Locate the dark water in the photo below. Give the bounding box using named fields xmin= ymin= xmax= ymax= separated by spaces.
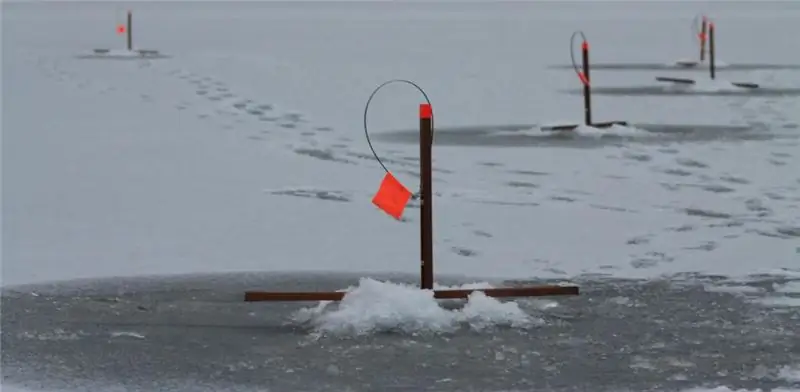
xmin=577 ymin=87 xmax=800 ymax=97
xmin=371 ymin=123 xmax=795 ymax=148
xmin=3 ymin=272 xmax=799 ymax=392
xmin=547 ymin=64 xmax=800 ymax=71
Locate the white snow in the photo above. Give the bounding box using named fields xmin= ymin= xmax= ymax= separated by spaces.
xmin=291 ymin=278 xmax=539 ymax=337
xmin=91 ymin=49 xmax=140 ymax=57
xmin=532 ymin=123 xmax=655 ymax=137
xmin=663 ymin=77 xmax=760 ymax=93
xmin=562 ymin=123 xmax=652 ymax=137
xmin=3 ymin=1 xmax=800 ymax=391
xmin=681 ymin=389 xmax=800 ymax=392
xmin=778 ymin=365 xmax=800 ymax=382
xmin=671 ymin=58 xmax=731 ymax=68
xmin=6 ymin=1 xmax=799 ymax=288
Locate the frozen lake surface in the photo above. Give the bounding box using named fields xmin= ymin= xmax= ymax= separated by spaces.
xmin=3 ymin=272 xmax=800 ymax=392
xmin=2 ymin=1 xmax=799 ymax=391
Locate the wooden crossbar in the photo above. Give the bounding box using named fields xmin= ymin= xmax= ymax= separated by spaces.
xmin=656 ymin=77 xmax=759 ymax=89
xmin=674 ymin=60 xmax=700 ymax=68
xmin=656 ymin=76 xmax=696 ymax=84
xmin=244 ymin=286 xmax=579 ymax=302
xmin=541 ymin=120 xmax=628 ymax=132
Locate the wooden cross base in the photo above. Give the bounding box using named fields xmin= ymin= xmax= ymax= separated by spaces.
xmin=656 ymin=24 xmax=759 ymax=90
xmin=656 ymin=76 xmax=760 ymax=89
xmin=656 ymin=76 xmax=696 ymax=85
xmin=541 ymin=121 xmax=628 ymax=132
xmin=244 ymin=285 xmax=579 ymax=302
xmin=674 ymin=60 xmax=701 ymax=68
xmin=542 ymin=33 xmax=628 ymax=133
xmin=92 ymin=48 xmax=161 ymax=56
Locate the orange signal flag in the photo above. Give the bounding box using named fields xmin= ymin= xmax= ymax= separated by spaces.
xmin=578 ymin=71 xmax=589 ymax=86
xmin=372 ymin=172 xmax=412 ymax=220
xmin=116 ymin=24 xmax=126 ymax=35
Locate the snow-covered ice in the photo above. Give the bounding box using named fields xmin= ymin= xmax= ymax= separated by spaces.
xmin=3 ymin=1 xmax=799 ymax=391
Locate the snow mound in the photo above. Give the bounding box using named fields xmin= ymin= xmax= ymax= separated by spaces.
xmin=664 ymin=78 xmax=755 ymax=93
xmin=77 ymin=48 xmax=167 ymax=60
xmin=570 ymin=123 xmax=651 ymax=137
xmin=290 ymin=278 xmax=542 ymax=337
xmin=670 ymin=58 xmax=730 ymax=68
xmin=533 ymin=123 xmax=651 ymax=137
xmin=504 ymin=122 xmax=654 ymax=138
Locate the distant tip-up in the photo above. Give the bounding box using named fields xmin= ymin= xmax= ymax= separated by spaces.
xmin=655 ymin=77 xmax=760 ymax=89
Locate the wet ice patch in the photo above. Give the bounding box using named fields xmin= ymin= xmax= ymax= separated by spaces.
xmin=573 ymin=124 xmax=652 ymax=137
xmin=774 ymin=281 xmax=800 ymax=294
xmin=752 ymin=296 xmax=800 ymax=309
xmin=778 ymin=364 xmax=800 ymax=382
xmin=290 ymin=278 xmax=539 ymax=337
xmin=17 ymin=328 xmax=84 ymax=341
xmin=266 ymin=187 xmax=352 ymax=203
xmin=537 ymin=123 xmax=652 ymax=138
xmin=702 ymin=284 xmax=764 ymax=295
xmin=294 ymin=148 xmax=355 ymax=164
xmin=110 ymin=331 xmax=146 ymax=339
xmin=669 ymin=58 xmax=730 ymax=68
xmin=676 ymin=157 xmax=710 ymax=169
xmin=754 ymin=280 xmax=800 ymax=311
xmin=776 ymin=226 xmax=800 ymax=238
xmin=683 ymin=208 xmax=733 ymax=219
xmin=681 ymin=388 xmax=800 ymax=392
xmin=506 ymin=180 xmax=540 ymax=189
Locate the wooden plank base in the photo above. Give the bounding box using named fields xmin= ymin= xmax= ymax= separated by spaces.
xmin=541 ymin=124 xmax=580 ymax=131
xmin=674 ymin=61 xmax=700 ymax=68
xmin=656 ymin=76 xmax=696 ymax=84
xmin=656 ymin=77 xmax=760 ymax=89
xmin=592 ymin=121 xmax=629 ymax=128
xmin=91 ymin=48 xmax=161 ymax=57
xmin=244 ymin=285 xmax=579 ymax=302
xmin=541 ymin=120 xmax=628 ymax=132
xmin=731 ymin=82 xmax=760 ymax=89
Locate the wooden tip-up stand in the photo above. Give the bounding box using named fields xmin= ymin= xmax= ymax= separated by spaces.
xmin=656 ymin=21 xmax=759 ymax=89
xmin=673 ymin=15 xmax=709 ymax=68
xmin=92 ymin=11 xmax=162 ymax=58
xmin=244 ymin=102 xmax=579 ymax=302
xmin=541 ymin=33 xmax=627 ymax=132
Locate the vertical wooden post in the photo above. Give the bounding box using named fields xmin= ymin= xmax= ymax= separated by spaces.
xmin=708 ymin=22 xmax=715 ymax=80
xmin=127 ymin=11 xmax=133 ymax=51
xmin=582 ymin=41 xmax=592 ymax=126
xmin=699 ymin=17 xmax=707 ymax=62
xmin=419 ymin=104 xmax=434 ymax=290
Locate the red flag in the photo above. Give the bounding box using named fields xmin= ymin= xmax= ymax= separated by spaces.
xmin=372 ymin=172 xmax=412 ymax=220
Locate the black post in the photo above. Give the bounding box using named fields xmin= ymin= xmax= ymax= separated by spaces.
xmin=709 ymin=22 xmax=716 ymax=80
xmin=582 ymin=41 xmax=592 ymax=126
xmin=700 ymin=17 xmax=707 ymax=62
xmin=419 ymin=104 xmax=434 ymax=290
xmin=127 ymin=11 xmax=133 ymax=51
